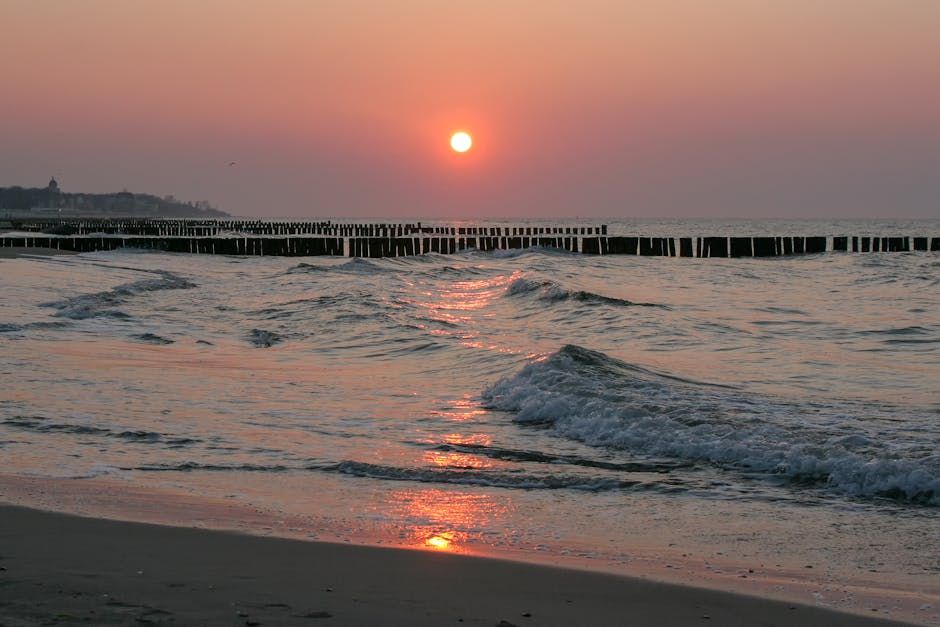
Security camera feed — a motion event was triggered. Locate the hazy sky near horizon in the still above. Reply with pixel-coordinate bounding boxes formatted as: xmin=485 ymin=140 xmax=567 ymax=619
xmin=2 ymin=1 xmax=939 ymax=218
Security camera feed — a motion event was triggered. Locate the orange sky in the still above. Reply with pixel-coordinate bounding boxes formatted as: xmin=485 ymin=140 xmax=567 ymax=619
xmin=2 ymin=0 xmax=939 ymax=217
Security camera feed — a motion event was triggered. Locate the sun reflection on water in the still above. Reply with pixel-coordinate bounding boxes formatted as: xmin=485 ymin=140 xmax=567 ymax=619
xmin=424 ymin=530 xmax=458 ymax=550
xmin=415 ymin=274 xmax=517 ymax=314
xmin=423 ymin=449 xmax=491 ymax=469
xmin=434 ymin=396 xmax=489 ymax=422
xmin=408 ymin=271 xmax=533 ymax=356
xmin=386 ymin=487 xmax=511 ymax=554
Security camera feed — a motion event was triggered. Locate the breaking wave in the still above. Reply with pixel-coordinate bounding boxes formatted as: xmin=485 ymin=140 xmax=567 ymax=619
xmin=482 ymin=345 xmax=939 ymax=505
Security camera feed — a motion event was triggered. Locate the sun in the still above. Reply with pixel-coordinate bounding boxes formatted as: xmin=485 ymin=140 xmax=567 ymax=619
xmin=450 ymin=131 xmax=472 ymax=153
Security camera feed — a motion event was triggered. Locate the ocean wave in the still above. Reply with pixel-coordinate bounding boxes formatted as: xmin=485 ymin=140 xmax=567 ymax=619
xmin=69 ymin=465 xmax=125 ymax=479
xmin=2 ymin=416 xmax=198 ymax=446
xmin=483 ymin=246 xmax=578 ymax=259
xmin=248 ymin=328 xmax=282 ymax=347
xmin=135 ymin=462 xmax=288 ymax=472
xmin=416 ymin=264 xmax=489 ymax=279
xmin=28 ymin=320 xmax=72 ymax=329
xmin=251 ymin=294 xmax=349 ymax=314
xmin=411 ymin=316 xmax=460 ymax=329
xmin=286 ymin=258 xmax=387 ymax=275
xmin=358 ymin=339 xmax=447 ymax=359
xmin=134 ymin=332 xmax=174 ymax=344
xmin=130 ymin=458 xmax=664 ymax=491
xmin=0 ymin=321 xmax=72 ymax=334
xmin=431 ymin=443 xmax=688 ymax=473
xmin=285 ymin=262 xmax=331 ymax=274
xmin=314 ymin=460 xmax=653 ymax=491
xmin=482 ymin=345 xmax=939 ymax=505
xmin=43 ymin=270 xmax=196 ymax=320
xmin=249 ymin=293 xmax=401 ymax=325
xmin=861 ymin=325 xmax=932 ymax=336
xmin=505 ymin=277 xmax=666 ymax=308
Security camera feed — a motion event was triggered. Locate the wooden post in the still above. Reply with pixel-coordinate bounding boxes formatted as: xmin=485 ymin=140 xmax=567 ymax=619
xmin=729 ymin=237 xmax=752 ymax=258
xmin=702 ymin=237 xmax=728 ymax=258
xmin=888 ymin=237 xmax=909 ymax=252
xmin=753 ymin=237 xmax=777 ymax=257
xmin=805 ymin=237 xmax=826 ymax=254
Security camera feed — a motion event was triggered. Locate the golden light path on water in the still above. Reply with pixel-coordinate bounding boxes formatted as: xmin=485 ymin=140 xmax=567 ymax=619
xmin=404 ymin=271 xmax=519 ymax=555
xmin=388 ymin=487 xmax=508 ymax=553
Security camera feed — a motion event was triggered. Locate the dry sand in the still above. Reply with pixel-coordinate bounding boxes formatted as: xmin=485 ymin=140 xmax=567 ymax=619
xmin=0 ymin=505 xmax=908 ymax=627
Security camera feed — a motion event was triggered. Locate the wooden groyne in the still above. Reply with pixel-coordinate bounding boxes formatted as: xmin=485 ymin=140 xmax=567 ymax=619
xmin=0 ymin=219 xmax=937 ymax=257
xmin=3 ymin=218 xmax=607 ymax=238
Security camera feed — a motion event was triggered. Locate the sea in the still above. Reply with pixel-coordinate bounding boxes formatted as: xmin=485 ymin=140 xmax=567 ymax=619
xmin=1 ymin=218 xmax=938 ymax=622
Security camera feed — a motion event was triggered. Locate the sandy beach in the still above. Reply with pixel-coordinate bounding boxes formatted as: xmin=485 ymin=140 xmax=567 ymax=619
xmin=0 ymin=504 xmax=911 ymax=627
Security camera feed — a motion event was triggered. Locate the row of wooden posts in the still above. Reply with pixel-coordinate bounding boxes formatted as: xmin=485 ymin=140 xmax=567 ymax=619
xmin=6 ymin=218 xmax=607 ymax=238
xmin=1 ymin=234 xmax=937 ymax=257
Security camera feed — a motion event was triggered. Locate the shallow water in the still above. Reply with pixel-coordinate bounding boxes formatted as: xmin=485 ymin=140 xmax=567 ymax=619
xmin=1 ymin=218 xmax=938 ymax=621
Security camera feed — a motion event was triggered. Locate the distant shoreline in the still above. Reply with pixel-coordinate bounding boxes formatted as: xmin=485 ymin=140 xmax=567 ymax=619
xmin=0 ymin=180 xmax=227 ymax=219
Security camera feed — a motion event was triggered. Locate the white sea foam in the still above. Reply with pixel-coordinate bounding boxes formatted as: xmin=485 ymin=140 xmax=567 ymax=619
xmin=482 ymin=345 xmax=939 ymax=504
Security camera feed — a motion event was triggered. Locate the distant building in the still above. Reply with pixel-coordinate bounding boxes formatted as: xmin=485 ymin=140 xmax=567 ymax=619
xmin=47 ymin=177 xmax=60 ymax=192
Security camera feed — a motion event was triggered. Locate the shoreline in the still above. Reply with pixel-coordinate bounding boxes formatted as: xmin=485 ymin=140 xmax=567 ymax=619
xmin=0 ymin=502 xmax=912 ymax=627
xmin=0 ymin=474 xmax=934 ymax=625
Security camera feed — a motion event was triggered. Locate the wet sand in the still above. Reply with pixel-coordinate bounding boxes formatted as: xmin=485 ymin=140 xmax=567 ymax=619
xmin=0 ymin=505 xmax=909 ymax=627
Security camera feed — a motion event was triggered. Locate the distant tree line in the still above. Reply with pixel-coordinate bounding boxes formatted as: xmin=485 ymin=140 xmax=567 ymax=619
xmin=0 ymin=182 xmax=228 ymax=218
